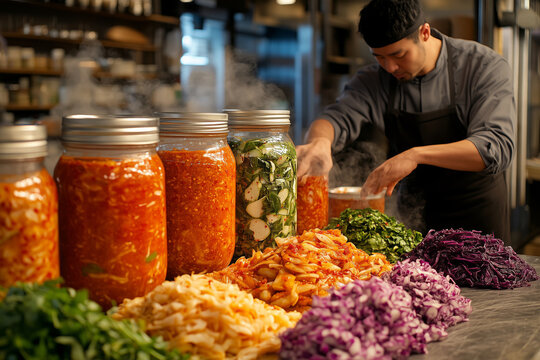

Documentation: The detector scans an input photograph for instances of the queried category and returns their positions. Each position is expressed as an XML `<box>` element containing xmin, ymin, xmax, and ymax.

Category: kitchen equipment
<box><xmin>329</xmin><ymin>186</ymin><xmax>386</xmax><ymax>219</ymax></box>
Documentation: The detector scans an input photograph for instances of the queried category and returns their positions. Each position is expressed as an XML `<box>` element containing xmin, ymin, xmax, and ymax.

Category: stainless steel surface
<box><xmin>0</xmin><ymin>124</ymin><xmax>48</xmax><ymax>159</ymax></box>
<box><xmin>61</xmin><ymin>115</ymin><xmax>159</xmax><ymax>145</ymax></box>
<box><xmin>412</xmin><ymin>255</ymin><xmax>540</xmax><ymax>360</ymax></box>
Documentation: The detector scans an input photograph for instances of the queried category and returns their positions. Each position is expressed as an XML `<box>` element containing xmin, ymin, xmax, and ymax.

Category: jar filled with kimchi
<box><xmin>226</xmin><ymin>110</ymin><xmax>297</xmax><ymax>259</ymax></box>
<box><xmin>0</xmin><ymin>125</ymin><xmax>59</xmax><ymax>288</ymax></box>
<box><xmin>157</xmin><ymin>113</ymin><xmax>236</xmax><ymax>277</ymax></box>
<box><xmin>297</xmin><ymin>176</ymin><xmax>329</xmax><ymax>234</ymax></box>
<box><xmin>54</xmin><ymin>115</ymin><xmax>167</xmax><ymax>309</ymax></box>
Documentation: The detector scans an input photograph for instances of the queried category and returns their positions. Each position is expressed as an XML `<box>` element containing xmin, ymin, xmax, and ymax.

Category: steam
<box><xmin>223</xmin><ymin>48</ymin><xmax>287</xmax><ymax>110</ymax></box>
<box><xmin>329</xmin><ymin>126</ymin><xmax>426</xmax><ymax>233</ymax></box>
<box><xmin>181</xmin><ymin>47</ymin><xmax>288</xmax><ymax>111</ymax></box>
<box><xmin>51</xmin><ymin>40</ymin><xmax>162</xmax><ymax>117</ymax></box>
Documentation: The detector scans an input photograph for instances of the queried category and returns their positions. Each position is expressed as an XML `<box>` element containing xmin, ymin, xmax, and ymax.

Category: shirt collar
<box><xmin>412</xmin><ymin>28</ymin><xmax>447</xmax><ymax>84</ymax></box>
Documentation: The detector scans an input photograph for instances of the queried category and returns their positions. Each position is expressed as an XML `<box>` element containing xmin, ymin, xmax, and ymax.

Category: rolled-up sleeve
<box><xmin>319</xmin><ymin>66</ymin><xmax>387</xmax><ymax>153</ymax></box>
<box><xmin>465</xmin><ymin>56</ymin><xmax>515</xmax><ymax>174</ymax></box>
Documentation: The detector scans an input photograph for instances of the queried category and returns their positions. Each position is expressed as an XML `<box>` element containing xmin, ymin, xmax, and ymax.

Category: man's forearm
<box><xmin>305</xmin><ymin>119</ymin><xmax>335</xmax><ymax>144</ymax></box>
<box><xmin>409</xmin><ymin>139</ymin><xmax>486</xmax><ymax>172</ymax></box>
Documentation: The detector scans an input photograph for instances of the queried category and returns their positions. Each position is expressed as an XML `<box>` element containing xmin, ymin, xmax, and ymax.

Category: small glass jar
<box><xmin>297</xmin><ymin>175</ymin><xmax>329</xmax><ymax>234</ymax></box>
<box><xmin>54</xmin><ymin>115</ymin><xmax>167</xmax><ymax>309</ymax></box>
<box><xmin>0</xmin><ymin>125</ymin><xmax>59</xmax><ymax>288</ymax></box>
<box><xmin>157</xmin><ymin>113</ymin><xmax>236</xmax><ymax>277</ymax></box>
<box><xmin>226</xmin><ymin>110</ymin><xmax>297</xmax><ymax>259</ymax></box>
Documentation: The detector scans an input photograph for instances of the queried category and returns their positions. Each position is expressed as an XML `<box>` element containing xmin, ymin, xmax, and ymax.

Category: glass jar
<box><xmin>54</xmin><ymin>115</ymin><xmax>167</xmax><ymax>309</ymax></box>
<box><xmin>226</xmin><ymin>110</ymin><xmax>297</xmax><ymax>259</ymax></box>
<box><xmin>157</xmin><ymin>113</ymin><xmax>236</xmax><ymax>277</ymax></box>
<box><xmin>0</xmin><ymin>125</ymin><xmax>59</xmax><ymax>288</ymax></box>
<box><xmin>297</xmin><ymin>175</ymin><xmax>329</xmax><ymax>234</ymax></box>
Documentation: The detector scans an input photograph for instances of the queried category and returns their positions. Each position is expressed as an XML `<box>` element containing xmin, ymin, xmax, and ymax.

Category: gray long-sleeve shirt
<box><xmin>321</xmin><ymin>30</ymin><xmax>515</xmax><ymax>175</ymax></box>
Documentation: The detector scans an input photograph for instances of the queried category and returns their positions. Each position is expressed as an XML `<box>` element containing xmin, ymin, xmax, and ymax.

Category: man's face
<box><xmin>371</xmin><ymin>35</ymin><xmax>427</xmax><ymax>82</ymax></box>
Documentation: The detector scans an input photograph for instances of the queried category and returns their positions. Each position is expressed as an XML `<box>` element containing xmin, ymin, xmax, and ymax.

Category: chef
<box><xmin>297</xmin><ymin>0</ymin><xmax>515</xmax><ymax>244</ymax></box>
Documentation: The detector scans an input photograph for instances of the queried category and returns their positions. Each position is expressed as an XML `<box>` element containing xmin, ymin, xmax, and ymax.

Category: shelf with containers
<box><xmin>0</xmin><ymin>0</ymin><xmax>181</xmax><ymax>122</ymax></box>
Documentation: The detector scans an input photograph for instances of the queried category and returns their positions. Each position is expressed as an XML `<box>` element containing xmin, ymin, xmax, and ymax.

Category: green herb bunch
<box><xmin>326</xmin><ymin>208</ymin><xmax>423</xmax><ymax>263</ymax></box>
<box><xmin>0</xmin><ymin>279</ymin><xmax>189</xmax><ymax>360</ymax></box>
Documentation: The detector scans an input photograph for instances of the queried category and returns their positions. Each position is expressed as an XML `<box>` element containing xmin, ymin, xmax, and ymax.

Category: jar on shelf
<box><xmin>54</xmin><ymin>115</ymin><xmax>167</xmax><ymax>309</ymax></box>
<box><xmin>157</xmin><ymin>112</ymin><xmax>236</xmax><ymax>277</ymax></box>
<box><xmin>0</xmin><ymin>125</ymin><xmax>59</xmax><ymax>288</ymax></box>
<box><xmin>297</xmin><ymin>175</ymin><xmax>329</xmax><ymax>234</ymax></box>
<box><xmin>226</xmin><ymin>110</ymin><xmax>297</xmax><ymax>259</ymax></box>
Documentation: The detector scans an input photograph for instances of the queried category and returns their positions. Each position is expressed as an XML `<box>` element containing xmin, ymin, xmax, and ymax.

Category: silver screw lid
<box><xmin>157</xmin><ymin>112</ymin><xmax>228</xmax><ymax>136</ymax></box>
<box><xmin>224</xmin><ymin>109</ymin><xmax>290</xmax><ymax>128</ymax></box>
<box><xmin>0</xmin><ymin>125</ymin><xmax>48</xmax><ymax>160</ymax></box>
<box><xmin>62</xmin><ymin>115</ymin><xmax>159</xmax><ymax>145</ymax></box>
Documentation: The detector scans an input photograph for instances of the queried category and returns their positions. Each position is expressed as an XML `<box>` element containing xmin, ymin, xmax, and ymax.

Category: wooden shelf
<box><xmin>2</xmin><ymin>32</ymin><xmax>157</xmax><ymax>52</ymax></box>
<box><xmin>3</xmin><ymin>0</ymin><xmax>179</xmax><ymax>26</ymax></box>
<box><xmin>4</xmin><ymin>104</ymin><xmax>56</xmax><ymax>111</ymax></box>
<box><xmin>93</xmin><ymin>71</ymin><xmax>157</xmax><ymax>80</ymax></box>
<box><xmin>0</xmin><ymin>68</ymin><xmax>63</xmax><ymax>76</ymax></box>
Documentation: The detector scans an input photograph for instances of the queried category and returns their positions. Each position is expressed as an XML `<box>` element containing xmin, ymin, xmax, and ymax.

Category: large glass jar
<box><xmin>157</xmin><ymin>113</ymin><xmax>236</xmax><ymax>277</ymax></box>
<box><xmin>54</xmin><ymin>115</ymin><xmax>167</xmax><ymax>309</ymax></box>
<box><xmin>226</xmin><ymin>110</ymin><xmax>297</xmax><ymax>259</ymax></box>
<box><xmin>297</xmin><ymin>175</ymin><xmax>329</xmax><ymax>233</ymax></box>
<box><xmin>0</xmin><ymin>125</ymin><xmax>59</xmax><ymax>288</ymax></box>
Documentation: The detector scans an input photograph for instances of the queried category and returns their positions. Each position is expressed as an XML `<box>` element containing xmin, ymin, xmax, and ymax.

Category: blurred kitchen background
<box><xmin>0</xmin><ymin>0</ymin><xmax>539</xmax><ymax>253</ymax></box>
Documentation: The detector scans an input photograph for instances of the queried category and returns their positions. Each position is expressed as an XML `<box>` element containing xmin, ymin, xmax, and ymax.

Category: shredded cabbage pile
<box><xmin>279</xmin><ymin>277</ymin><xmax>432</xmax><ymax>360</ymax></box>
<box><xmin>407</xmin><ymin>229</ymin><xmax>539</xmax><ymax>289</ymax></box>
<box><xmin>384</xmin><ymin>259</ymin><xmax>472</xmax><ymax>338</ymax></box>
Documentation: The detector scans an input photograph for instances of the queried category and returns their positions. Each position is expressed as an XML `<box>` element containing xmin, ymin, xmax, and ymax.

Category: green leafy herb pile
<box><xmin>0</xmin><ymin>280</ymin><xmax>189</xmax><ymax>360</ymax></box>
<box><xmin>326</xmin><ymin>208</ymin><xmax>423</xmax><ymax>263</ymax></box>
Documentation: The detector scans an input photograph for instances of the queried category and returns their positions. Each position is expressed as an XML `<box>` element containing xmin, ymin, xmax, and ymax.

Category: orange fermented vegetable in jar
<box><xmin>0</xmin><ymin>125</ymin><xmax>59</xmax><ymax>288</ymax></box>
<box><xmin>55</xmin><ymin>115</ymin><xmax>167</xmax><ymax>309</ymax></box>
<box><xmin>157</xmin><ymin>112</ymin><xmax>236</xmax><ymax>277</ymax></box>
<box><xmin>297</xmin><ymin>175</ymin><xmax>329</xmax><ymax>234</ymax></box>
<box><xmin>158</xmin><ymin>147</ymin><xmax>236</xmax><ymax>276</ymax></box>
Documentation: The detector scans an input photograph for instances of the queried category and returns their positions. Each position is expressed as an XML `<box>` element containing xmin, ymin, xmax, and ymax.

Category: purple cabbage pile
<box><xmin>407</xmin><ymin>229</ymin><xmax>539</xmax><ymax>289</ymax></box>
<box><xmin>384</xmin><ymin>259</ymin><xmax>472</xmax><ymax>337</ymax></box>
<box><xmin>279</xmin><ymin>277</ymin><xmax>434</xmax><ymax>360</ymax></box>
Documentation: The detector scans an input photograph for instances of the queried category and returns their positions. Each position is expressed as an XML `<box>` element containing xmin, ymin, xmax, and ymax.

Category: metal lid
<box><xmin>62</xmin><ymin>115</ymin><xmax>159</xmax><ymax>145</ymax></box>
<box><xmin>0</xmin><ymin>125</ymin><xmax>48</xmax><ymax>160</ymax></box>
<box><xmin>225</xmin><ymin>109</ymin><xmax>290</xmax><ymax>128</ymax></box>
<box><xmin>157</xmin><ymin>112</ymin><xmax>228</xmax><ymax>136</ymax></box>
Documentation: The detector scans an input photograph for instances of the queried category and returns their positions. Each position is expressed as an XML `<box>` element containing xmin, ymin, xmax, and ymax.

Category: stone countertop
<box><xmin>412</xmin><ymin>255</ymin><xmax>540</xmax><ymax>360</ymax></box>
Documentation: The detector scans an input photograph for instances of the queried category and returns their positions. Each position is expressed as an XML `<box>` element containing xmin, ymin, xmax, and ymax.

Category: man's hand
<box><xmin>297</xmin><ymin>137</ymin><xmax>333</xmax><ymax>178</ymax></box>
<box><xmin>362</xmin><ymin>140</ymin><xmax>486</xmax><ymax>197</ymax></box>
<box><xmin>297</xmin><ymin>119</ymin><xmax>335</xmax><ymax>178</ymax></box>
<box><xmin>362</xmin><ymin>149</ymin><xmax>418</xmax><ymax>197</ymax></box>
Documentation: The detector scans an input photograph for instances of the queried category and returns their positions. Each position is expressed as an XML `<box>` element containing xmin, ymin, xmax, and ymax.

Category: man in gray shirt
<box><xmin>297</xmin><ymin>0</ymin><xmax>515</xmax><ymax>243</ymax></box>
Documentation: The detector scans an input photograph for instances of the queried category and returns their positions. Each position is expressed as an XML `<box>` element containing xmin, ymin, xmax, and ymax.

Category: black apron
<box><xmin>383</xmin><ymin>43</ymin><xmax>510</xmax><ymax>244</ymax></box>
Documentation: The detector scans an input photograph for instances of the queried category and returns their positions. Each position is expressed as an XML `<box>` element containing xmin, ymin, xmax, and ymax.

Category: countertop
<box><xmin>412</xmin><ymin>255</ymin><xmax>540</xmax><ymax>360</ymax></box>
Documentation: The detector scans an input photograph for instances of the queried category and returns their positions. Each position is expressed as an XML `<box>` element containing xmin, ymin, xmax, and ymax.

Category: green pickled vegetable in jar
<box><xmin>226</xmin><ymin>110</ymin><xmax>297</xmax><ymax>259</ymax></box>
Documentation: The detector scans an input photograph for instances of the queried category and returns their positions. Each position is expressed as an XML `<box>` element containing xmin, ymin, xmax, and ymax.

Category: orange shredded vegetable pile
<box><xmin>210</xmin><ymin>229</ymin><xmax>392</xmax><ymax>312</ymax></box>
